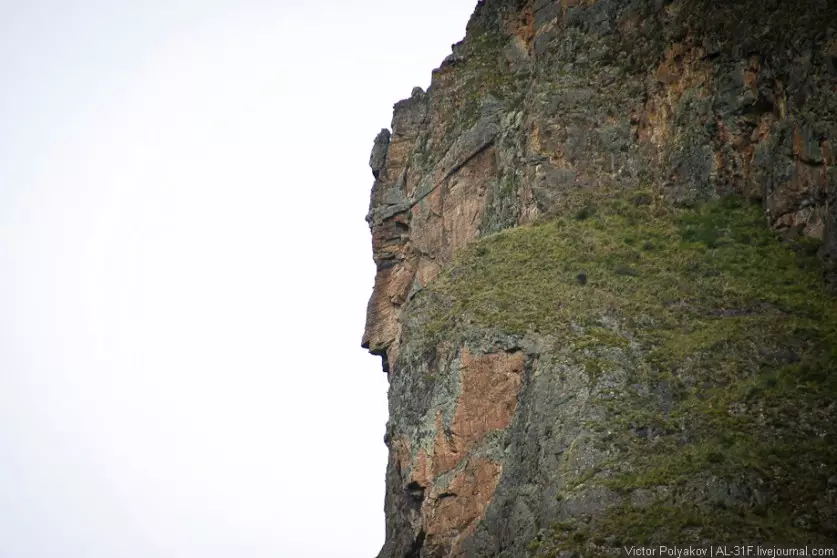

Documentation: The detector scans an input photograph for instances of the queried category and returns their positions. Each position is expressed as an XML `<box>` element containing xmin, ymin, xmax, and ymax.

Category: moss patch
<box><xmin>418</xmin><ymin>195</ymin><xmax>834</xmax><ymax>338</ymax></box>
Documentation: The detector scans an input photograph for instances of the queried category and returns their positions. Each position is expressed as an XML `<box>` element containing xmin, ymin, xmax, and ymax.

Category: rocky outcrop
<box><xmin>363</xmin><ymin>1</ymin><xmax>837</xmax><ymax>556</ymax></box>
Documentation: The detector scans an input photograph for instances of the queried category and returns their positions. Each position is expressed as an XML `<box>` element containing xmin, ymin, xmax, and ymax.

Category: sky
<box><xmin>0</xmin><ymin>1</ymin><xmax>477</xmax><ymax>556</ymax></box>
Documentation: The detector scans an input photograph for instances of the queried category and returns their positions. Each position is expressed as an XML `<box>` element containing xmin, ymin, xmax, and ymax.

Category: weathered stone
<box><xmin>364</xmin><ymin>1</ymin><xmax>837</xmax><ymax>556</ymax></box>
<box><xmin>370</xmin><ymin>129</ymin><xmax>391</xmax><ymax>179</ymax></box>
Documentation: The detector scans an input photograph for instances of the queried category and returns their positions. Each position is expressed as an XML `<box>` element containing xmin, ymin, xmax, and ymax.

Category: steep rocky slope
<box><xmin>363</xmin><ymin>1</ymin><xmax>837</xmax><ymax>556</ymax></box>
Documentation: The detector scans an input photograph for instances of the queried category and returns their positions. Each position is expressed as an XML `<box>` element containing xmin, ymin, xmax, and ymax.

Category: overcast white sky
<box><xmin>0</xmin><ymin>1</ymin><xmax>476</xmax><ymax>556</ymax></box>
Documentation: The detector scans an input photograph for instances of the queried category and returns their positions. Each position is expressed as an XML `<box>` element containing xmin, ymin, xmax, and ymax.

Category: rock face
<box><xmin>363</xmin><ymin>1</ymin><xmax>837</xmax><ymax>556</ymax></box>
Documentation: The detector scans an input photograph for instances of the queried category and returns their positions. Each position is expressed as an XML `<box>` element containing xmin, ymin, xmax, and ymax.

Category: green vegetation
<box><xmin>416</xmin><ymin>194</ymin><xmax>835</xmax><ymax>343</ymax></box>
<box><xmin>405</xmin><ymin>193</ymin><xmax>837</xmax><ymax>553</ymax></box>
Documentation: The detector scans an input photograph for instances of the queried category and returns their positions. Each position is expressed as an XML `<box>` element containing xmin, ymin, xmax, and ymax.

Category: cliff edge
<box><xmin>363</xmin><ymin>1</ymin><xmax>837</xmax><ymax>556</ymax></box>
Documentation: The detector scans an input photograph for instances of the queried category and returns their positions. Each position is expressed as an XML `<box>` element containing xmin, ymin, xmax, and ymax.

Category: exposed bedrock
<box><xmin>363</xmin><ymin>1</ymin><xmax>837</xmax><ymax>556</ymax></box>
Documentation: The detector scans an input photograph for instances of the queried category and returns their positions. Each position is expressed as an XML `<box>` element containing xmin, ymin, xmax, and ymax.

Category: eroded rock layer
<box><xmin>363</xmin><ymin>1</ymin><xmax>837</xmax><ymax>556</ymax></box>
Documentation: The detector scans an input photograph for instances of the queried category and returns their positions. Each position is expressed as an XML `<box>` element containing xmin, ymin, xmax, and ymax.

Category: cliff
<box><xmin>363</xmin><ymin>1</ymin><xmax>837</xmax><ymax>556</ymax></box>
